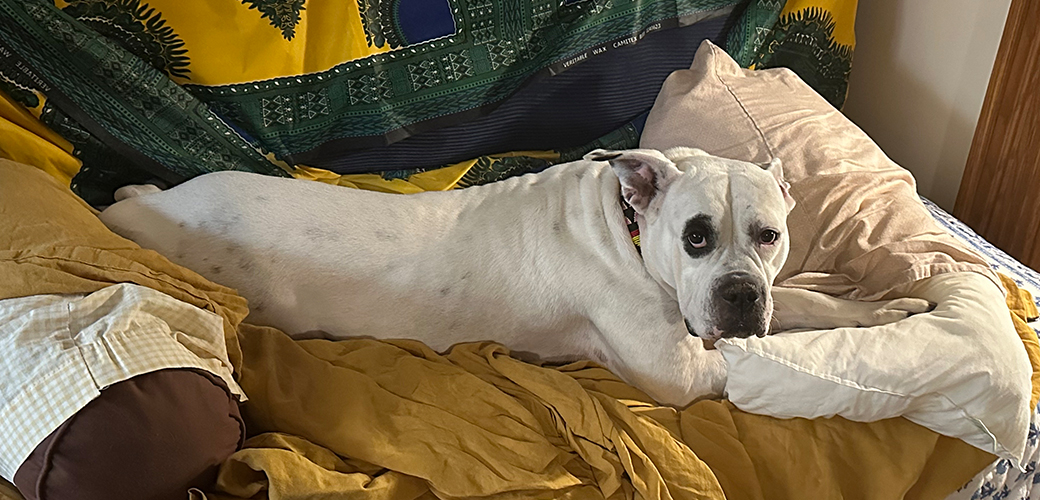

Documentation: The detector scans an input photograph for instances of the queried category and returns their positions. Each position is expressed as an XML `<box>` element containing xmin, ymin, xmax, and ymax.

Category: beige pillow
<box><xmin>640</xmin><ymin>40</ymin><xmax>997</xmax><ymax>300</ymax></box>
<box><xmin>639</xmin><ymin>41</ymin><xmax>1032</xmax><ymax>464</ymax></box>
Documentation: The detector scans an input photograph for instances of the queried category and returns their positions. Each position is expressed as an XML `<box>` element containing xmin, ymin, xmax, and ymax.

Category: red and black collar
<box><xmin>620</xmin><ymin>196</ymin><xmax>641</xmax><ymax>254</ymax></box>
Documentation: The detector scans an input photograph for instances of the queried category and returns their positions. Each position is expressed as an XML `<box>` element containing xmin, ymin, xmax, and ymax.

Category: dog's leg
<box><xmin>770</xmin><ymin>287</ymin><xmax>933</xmax><ymax>332</ymax></box>
<box><xmin>682</xmin><ymin>342</ymin><xmax>728</xmax><ymax>403</ymax></box>
<box><xmin>602</xmin><ymin>323</ymin><xmax>728</xmax><ymax>406</ymax></box>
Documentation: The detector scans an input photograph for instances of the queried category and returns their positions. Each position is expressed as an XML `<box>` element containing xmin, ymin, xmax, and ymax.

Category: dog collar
<box><xmin>620</xmin><ymin>196</ymin><xmax>641</xmax><ymax>254</ymax></box>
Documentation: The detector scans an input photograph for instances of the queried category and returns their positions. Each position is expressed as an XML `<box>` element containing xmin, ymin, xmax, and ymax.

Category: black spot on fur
<box><xmin>587</xmin><ymin>152</ymin><xmax>622</xmax><ymax>161</ymax></box>
<box><xmin>682</xmin><ymin>215</ymin><xmax>716</xmax><ymax>258</ymax></box>
<box><xmin>374</xmin><ymin>230</ymin><xmax>397</xmax><ymax>242</ymax></box>
<box><xmin>210</xmin><ymin>265</ymin><xmax>223</xmax><ymax>275</ymax></box>
<box><xmin>305</xmin><ymin>226</ymin><xmax>341</xmax><ymax>242</ymax></box>
<box><xmin>439</xmin><ymin>287</ymin><xmax>451</xmax><ymax>296</ymax></box>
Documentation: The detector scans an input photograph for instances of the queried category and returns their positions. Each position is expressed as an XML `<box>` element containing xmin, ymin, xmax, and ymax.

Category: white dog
<box><xmin>100</xmin><ymin>148</ymin><xmax>929</xmax><ymax>405</ymax></box>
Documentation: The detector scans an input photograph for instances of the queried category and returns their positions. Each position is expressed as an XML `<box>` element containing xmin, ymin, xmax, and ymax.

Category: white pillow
<box><xmin>719</xmin><ymin>272</ymin><xmax>1031</xmax><ymax>464</ymax></box>
<box><xmin>641</xmin><ymin>40</ymin><xmax>1033</xmax><ymax>465</ymax></box>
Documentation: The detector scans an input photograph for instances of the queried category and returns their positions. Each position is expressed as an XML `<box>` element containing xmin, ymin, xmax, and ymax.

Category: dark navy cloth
<box><xmin>290</xmin><ymin>15</ymin><xmax>730</xmax><ymax>174</ymax></box>
<box><xmin>396</xmin><ymin>0</ymin><xmax>456</xmax><ymax>44</ymax></box>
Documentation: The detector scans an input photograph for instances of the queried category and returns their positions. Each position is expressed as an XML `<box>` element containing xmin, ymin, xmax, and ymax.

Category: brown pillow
<box><xmin>13</xmin><ymin>369</ymin><xmax>244</xmax><ymax>500</ymax></box>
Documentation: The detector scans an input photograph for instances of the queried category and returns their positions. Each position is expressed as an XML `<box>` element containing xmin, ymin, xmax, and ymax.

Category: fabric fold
<box><xmin>204</xmin><ymin>306</ymin><xmax>1040</xmax><ymax>499</ymax></box>
<box><xmin>0</xmin><ymin>160</ymin><xmax>249</xmax><ymax>370</ymax></box>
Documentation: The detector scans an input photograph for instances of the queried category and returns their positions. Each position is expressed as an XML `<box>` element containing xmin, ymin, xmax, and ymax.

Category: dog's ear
<box><xmin>662</xmin><ymin>146</ymin><xmax>711</xmax><ymax>163</ymax></box>
<box><xmin>762</xmin><ymin>157</ymin><xmax>796</xmax><ymax>213</ymax></box>
<box><xmin>585</xmin><ymin>148</ymin><xmax>680</xmax><ymax>214</ymax></box>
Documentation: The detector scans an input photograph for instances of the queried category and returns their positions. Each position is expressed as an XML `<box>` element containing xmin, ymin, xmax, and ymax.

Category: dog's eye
<box><xmin>759</xmin><ymin>229</ymin><xmax>780</xmax><ymax>245</ymax></box>
<box><xmin>682</xmin><ymin>215</ymin><xmax>715</xmax><ymax>257</ymax></box>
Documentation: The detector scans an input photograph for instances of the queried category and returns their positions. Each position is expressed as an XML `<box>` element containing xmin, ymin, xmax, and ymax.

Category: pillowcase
<box><xmin>0</xmin><ymin>160</ymin><xmax>251</xmax><ymax>496</ymax></box>
<box><xmin>13</xmin><ymin>368</ymin><xmax>244</xmax><ymax>500</ymax></box>
<box><xmin>0</xmin><ymin>283</ymin><xmax>247</xmax><ymax>494</ymax></box>
<box><xmin>640</xmin><ymin>40</ymin><xmax>1033</xmax><ymax>464</ymax></box>
<box><xmin>641</xmin><ymin>41</ymin><xmax>996</xmax><ymax>301</ymax></box>
<box><xmin>722</xmin><ymin>272</ymin><xmax>1031</xmax><ymax>462</ymax></box>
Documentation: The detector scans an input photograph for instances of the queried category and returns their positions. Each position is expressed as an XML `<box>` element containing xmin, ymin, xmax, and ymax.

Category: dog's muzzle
<box><xmin>710</xmin><ymin>272</ymin><xmax>768</xmax><ymax>338</ymax></box>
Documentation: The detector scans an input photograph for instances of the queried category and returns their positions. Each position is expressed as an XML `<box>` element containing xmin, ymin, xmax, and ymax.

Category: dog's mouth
<box><xmin>685</xmin><ymin>320</ymin><xmax>723</xmax><ymax>350</ymax></box>
<box><xmin>684</xmin><ymin>318</ymin><xmax>723</xmax><ymax>340</ymax></box>
<box><xmin>685</xmin><ymin>318</ymin><xmax>767</xmax><ymax>340</ymax></box>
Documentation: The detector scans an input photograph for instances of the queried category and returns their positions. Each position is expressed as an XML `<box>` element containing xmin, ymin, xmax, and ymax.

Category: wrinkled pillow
<box><xmin>722</xmin><ymin>272</ymin><xmax>1030</xmax><ymax>462</ymax></box>
<box><xmin>640</xmin><ymin>40</ymin><xmax>1032</xmax><ymax>464</ymax></box>
<box><xmin>641</xmin><ymin>41</ymin><xmax>996</xmax><ymax>300</ymax></box>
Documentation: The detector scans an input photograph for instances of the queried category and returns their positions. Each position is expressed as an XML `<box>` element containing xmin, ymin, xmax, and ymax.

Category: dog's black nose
<box><xmin>720</xmin><ymin>280</ymin><xmax>760</xmax><ymax>310</ymax></box>
<box><xmin>713</xmin><ymin>273</ymin><xmax>767</xmax><ymax>338</ymax></box>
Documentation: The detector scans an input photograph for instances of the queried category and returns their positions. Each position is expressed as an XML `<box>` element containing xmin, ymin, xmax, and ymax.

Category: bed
<box><xmin>0</xmin><ymin>1</ymin><xmax>1036</xmax><ymax>499</ymax></box>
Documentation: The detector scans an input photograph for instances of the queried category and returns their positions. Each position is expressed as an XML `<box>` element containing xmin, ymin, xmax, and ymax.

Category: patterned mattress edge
<box><xmin>923</xmin><ymin>197</ymin><xmax>1040</xmax><ymax>334</ymax></box>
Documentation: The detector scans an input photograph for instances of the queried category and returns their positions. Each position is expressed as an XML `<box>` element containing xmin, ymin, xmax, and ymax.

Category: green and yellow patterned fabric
<box><xmin>0</xmin><ymin>0</ymin><xmax>857</xmax><ymax>202</ymax></box>
<box><xmin>310</xmin><ymin>0</ymin><xmax>859</xmax><ymax>194</ymax></box>
<box><xmin>298</xmin><ymin>116</ymin><xmax>644</xmax><ymax>193</ymax></box>
<box><xmin>728</xmin><ymin>0</ymin><xmax>857</xmax><ymax>109</ymax></box>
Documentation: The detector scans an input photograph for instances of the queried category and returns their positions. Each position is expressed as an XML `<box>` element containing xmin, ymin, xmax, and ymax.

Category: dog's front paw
<box><xmin>862</xmin><ymin>297</ymin><xmax>934</xmax><ymax>327</ymax></box>
<box><xmin>642</xmin><ymin>348</ymin><xmax>727</xmax><ymax>407</ymax></box>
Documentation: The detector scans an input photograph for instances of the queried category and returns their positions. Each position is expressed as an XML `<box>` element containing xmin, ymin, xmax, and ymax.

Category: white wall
<box><xmin>842</xmin><ymin>0</ymin><xmax>1011</xmax><ymax>211</ymax></box>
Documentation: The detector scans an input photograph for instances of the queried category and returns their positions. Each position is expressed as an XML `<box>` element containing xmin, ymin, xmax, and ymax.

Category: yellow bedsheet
<box><xmin>193</xmin><ymin>286</ymin><xmax>1040</xmax><ymax>500</ymax></box>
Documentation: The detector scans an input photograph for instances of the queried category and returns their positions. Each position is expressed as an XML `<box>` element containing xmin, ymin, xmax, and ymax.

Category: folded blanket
<box><xmin>0</xmin><ymin>482</ymin><xmax>20</xmax><ymax>500</ymax></box>
<box><xmin>0</xmin><ymin>161</ymin><xmax>249</xmax><ymax>369</ymax></box>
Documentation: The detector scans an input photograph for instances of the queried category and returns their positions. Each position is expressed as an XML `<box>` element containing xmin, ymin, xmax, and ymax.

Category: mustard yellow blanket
<box><xmin>185</xmin><ymin>304</ymin><xmax>1037</xmax><ymax>500</ymax></box>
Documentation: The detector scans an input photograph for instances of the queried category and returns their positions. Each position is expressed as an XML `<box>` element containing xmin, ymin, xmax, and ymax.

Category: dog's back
<box><xmin>100</xmin><ymin>163</ymin><xmax>641</xmax><ymax>358</ymax></box>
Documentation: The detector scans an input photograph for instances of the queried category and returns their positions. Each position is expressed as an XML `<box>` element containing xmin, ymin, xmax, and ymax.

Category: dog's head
<box><xmin>586</xmin><ymin>147</ymin><xmax>796</xmax><ymax>340</ymax></box>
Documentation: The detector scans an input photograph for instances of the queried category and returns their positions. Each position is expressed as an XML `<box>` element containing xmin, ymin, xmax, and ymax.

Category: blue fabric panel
<box><xmin>395</xmin><ymin>0</ymin><xmax>456</xmax><ymax>45</ymax></box>
<box><xmin>290</xmin><ymin>15</ymin><xmax>729</xmax><ymax>174</ymax></box>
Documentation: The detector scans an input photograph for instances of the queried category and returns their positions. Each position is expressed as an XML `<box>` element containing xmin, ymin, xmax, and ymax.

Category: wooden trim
<box><xmin>954</xmin><ymin>0</ymin><xmax>1040</xmax><ymax>271</ymax></box>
